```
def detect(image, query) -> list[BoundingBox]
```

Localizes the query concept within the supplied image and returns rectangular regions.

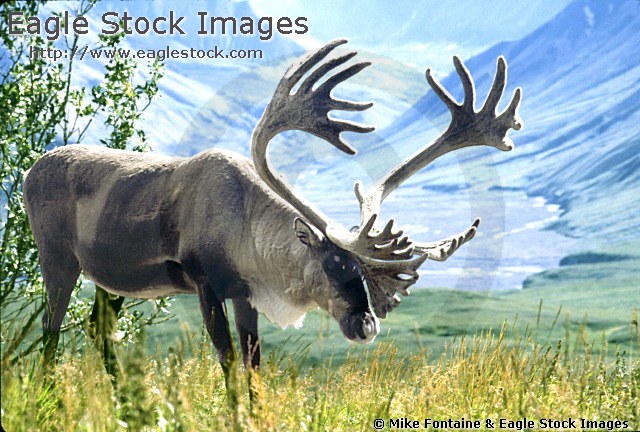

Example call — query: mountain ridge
[376,0,640,245]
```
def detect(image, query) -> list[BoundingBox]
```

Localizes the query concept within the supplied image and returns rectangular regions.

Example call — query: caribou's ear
[294,218,323,248]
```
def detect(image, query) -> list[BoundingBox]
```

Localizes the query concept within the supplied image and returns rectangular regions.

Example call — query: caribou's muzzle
[339,311,380,343]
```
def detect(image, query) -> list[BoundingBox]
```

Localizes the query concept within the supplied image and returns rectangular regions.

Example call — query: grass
[1,317,638,431]
[2,243,638,430]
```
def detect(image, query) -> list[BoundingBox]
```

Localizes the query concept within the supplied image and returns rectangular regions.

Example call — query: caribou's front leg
[197,285,238,408]
[232,298,260,369]
[232,298,262,406]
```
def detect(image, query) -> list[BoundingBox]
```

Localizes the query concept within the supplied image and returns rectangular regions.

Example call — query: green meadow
[2,243,638,431]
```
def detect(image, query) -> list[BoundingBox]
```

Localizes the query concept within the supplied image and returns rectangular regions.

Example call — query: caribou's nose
[361,312,380,343]
[341,311,379,344]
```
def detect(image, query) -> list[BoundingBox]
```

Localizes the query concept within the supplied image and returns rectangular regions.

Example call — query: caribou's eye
[325,254,345,272]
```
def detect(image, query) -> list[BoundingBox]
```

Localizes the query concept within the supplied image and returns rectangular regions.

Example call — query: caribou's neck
[238,185,323,306]
[232,190,321,327]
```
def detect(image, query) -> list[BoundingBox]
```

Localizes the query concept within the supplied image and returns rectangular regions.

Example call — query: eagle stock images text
[8,10,309,41]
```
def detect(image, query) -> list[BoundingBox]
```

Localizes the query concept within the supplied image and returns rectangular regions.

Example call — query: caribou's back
[23,144,293,299]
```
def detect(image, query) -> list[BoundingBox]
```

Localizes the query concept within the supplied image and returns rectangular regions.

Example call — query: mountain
[250,0,574,72]
[9,0,635,290]
[379,0,640,245]
[77,0,638,287]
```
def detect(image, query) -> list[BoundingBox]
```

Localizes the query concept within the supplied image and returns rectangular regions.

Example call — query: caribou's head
[294,217,379,343]
[251,39,522,341]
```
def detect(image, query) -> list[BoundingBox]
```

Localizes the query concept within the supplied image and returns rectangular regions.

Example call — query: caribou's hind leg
[232,298,262,406]
[88,286,125,379]
[40,249,80,365]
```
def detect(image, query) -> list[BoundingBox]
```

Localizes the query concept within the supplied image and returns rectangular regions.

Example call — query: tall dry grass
[2,313,638,431]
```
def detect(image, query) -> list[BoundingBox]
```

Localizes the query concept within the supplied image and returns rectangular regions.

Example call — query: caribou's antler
[337,56,522,248]
[251,39,429,319]
[326,183,413,260]
[332,55,523,317]
[412,218,480,261]
[251,39,374,233]
[252,40,523,319]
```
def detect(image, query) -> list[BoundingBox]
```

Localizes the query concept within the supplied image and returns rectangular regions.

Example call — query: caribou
[24,39,522,395]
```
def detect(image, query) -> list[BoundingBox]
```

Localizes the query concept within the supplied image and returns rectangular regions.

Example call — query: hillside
[148,0,639,293]
[39,0,639,248]
[382,0,640,245]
